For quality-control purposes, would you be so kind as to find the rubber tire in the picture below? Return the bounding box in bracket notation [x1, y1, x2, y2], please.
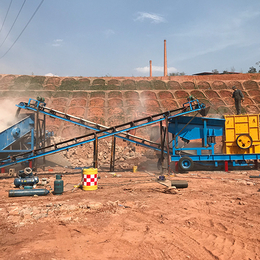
[171, 180, 188, 188]
[178, 157, 194, 171]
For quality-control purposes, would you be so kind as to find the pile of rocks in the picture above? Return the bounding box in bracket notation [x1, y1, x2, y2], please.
[4, 199, 122, 227]
[52, 137, 155, 169]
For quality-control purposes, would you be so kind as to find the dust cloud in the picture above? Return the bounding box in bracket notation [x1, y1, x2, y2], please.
[0, 99, 19, 132]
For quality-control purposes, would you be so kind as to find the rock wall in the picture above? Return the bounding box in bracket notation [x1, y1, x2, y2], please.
[1, 73, 260, 139]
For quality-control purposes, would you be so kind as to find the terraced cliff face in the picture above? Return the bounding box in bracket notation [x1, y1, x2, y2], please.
[0, 73, 260, 138]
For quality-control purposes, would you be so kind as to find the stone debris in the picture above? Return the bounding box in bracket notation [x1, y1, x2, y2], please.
[52, 137, 154, 169]
[3, 200, 123, 226]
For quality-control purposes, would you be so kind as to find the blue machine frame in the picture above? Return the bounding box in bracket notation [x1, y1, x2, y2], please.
[169, 116, 225, 156]
[0, 115, 35, 155]
[0, 99, 206, 168]
[169, 114, 260, 170]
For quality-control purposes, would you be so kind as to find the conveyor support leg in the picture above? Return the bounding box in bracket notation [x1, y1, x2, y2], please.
[175, 161, 178, 172]
[254, 160, 258, 170]
[224, 161, 228, 172]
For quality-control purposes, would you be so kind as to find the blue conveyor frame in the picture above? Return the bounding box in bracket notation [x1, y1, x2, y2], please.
[0, 98, 206, 168]
[0, 115, 35, 153]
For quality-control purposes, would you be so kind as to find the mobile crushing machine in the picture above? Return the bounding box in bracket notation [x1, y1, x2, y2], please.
[169, 113, 260, 172]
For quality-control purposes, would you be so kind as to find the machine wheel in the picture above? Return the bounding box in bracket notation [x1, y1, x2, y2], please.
[236, 134, 253, 149]
[178, 157, 194, 171]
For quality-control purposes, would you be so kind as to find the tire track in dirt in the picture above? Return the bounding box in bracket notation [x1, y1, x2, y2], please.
[131, 190, 260, 260]
[93, 209, 219, 260]
[182, 216, 260, 260]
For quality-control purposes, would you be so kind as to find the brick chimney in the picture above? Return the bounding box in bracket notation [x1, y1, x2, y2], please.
[164, 40, 167, 77]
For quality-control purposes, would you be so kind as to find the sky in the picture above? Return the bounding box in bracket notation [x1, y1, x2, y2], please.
[0, 0, 259, 77]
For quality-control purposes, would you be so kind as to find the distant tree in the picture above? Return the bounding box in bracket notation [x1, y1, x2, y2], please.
[169, 72, 185, 76]
[230, 66, 236, 72]
[248, 66, 257, 73]
[212, 69, 219, 74]
[222, 67, 236, 74]
[256, 61, 260, 72]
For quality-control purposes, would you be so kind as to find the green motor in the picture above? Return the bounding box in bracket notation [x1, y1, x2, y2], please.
[37, 96, 45, 102]
[187, 95, 195, 101]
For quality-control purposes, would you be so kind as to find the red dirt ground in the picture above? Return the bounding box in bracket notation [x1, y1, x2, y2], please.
[0, 163, 260, 260]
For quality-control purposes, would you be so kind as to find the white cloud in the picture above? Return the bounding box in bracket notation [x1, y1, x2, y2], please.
[233, 10, 260, 27]
[135, 66, 177, 74]
[134, 12, 166, 24]
[167, 67, 178, 73]
[52, 39, 63, 47]
[104, 29, 115, 37]
[45, 73, 58, 77]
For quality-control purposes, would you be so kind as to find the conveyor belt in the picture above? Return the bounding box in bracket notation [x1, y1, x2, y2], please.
[0, 99, 206, 168]
[16, 99, 188, 148]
